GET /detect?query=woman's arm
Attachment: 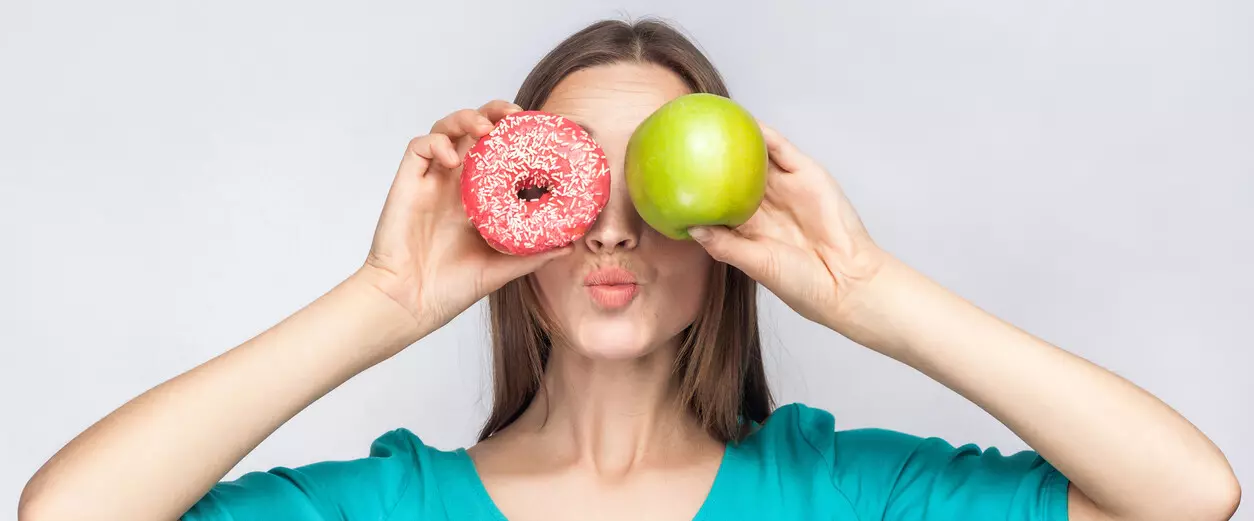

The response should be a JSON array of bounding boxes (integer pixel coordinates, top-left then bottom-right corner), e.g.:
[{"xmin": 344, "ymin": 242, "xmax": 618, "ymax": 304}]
[
  {"xmin": 18, "ymin": 273, "xmax": 423, "ymax": 521},
  {"xmin": 689, "ymin": 122, "xmax": 1240, "ymax": 521},
  {"xmin": 841, "ymin": 256, "xmax": 1241, "ymax": 521},
  {"xmin": 19, "ymin": 100, "xmax": 565, "ymax": 521}
]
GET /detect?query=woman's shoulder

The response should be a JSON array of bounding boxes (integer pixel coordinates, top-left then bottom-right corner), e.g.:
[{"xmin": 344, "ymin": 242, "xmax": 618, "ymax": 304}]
[
  {"xmin": 341, "ymin": 426, "xmax": 463, "ymax": 478},
  {"xmin": 183, "ymin": 428, "xmax": 472, "ymax": 520},
  {"xmin": 367, "ymin": 426, "xmax": 443, "ymax": 457},
  {"xmin": 745, "ymin": 401, "xmax": 1058, "ymax": 476},
  {"xmin": 732, "ymin": 402, "xmax": 929, "ymax": 483},
  {"xmin": 745, "ymin": 402, "xmax": 925, "ymax": 457},
  {"xmin": 726, "ymin": 402, "xmax": 1070, "ymax": 520}
]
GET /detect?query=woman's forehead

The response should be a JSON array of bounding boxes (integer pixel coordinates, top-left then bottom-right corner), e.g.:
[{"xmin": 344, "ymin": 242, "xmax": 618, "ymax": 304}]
[{"xmin": 540, "ymin": 63, "xmax": 690, "ymax": 140}]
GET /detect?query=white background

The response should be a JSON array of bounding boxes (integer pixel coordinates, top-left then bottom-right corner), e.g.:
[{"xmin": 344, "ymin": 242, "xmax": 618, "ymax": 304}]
[{"xmin": 2, "ymin": 0, "xmax": 1251, "ymax": 516}]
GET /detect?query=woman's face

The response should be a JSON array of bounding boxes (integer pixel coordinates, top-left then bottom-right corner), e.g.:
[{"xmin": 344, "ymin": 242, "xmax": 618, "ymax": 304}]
[{"xmin": 531, "ymin": 62, "xmax": 715, "ymax": 360}]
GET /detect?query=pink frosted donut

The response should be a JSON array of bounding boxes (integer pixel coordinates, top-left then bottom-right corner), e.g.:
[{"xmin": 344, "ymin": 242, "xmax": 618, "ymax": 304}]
[{"xmin": 460, "ymin": 111, "xmax": 611, "ymax": 255}]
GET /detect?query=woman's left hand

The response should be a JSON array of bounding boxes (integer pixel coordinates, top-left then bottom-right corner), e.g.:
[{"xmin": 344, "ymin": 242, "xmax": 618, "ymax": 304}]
[{"xmin": 688, "ymin": 123, "xmax": 888, "ymax": 333}]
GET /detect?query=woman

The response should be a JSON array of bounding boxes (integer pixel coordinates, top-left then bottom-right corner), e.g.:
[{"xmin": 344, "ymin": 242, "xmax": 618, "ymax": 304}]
[{"xmin": 19, "ymin": 18, "xmax": 1240, "ymax": 521}]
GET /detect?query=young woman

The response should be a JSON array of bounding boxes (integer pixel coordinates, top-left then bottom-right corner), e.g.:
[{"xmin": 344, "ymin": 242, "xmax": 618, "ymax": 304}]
[{"xmin": 20, "ymin": 18, "xmax": 1240, "ymax": 521}]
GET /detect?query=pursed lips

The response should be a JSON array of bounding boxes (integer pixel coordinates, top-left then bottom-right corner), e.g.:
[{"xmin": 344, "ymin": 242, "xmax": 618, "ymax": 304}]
[{"xmin": 583, "ymin": 266, "xmax": 639, "ymax": 309}]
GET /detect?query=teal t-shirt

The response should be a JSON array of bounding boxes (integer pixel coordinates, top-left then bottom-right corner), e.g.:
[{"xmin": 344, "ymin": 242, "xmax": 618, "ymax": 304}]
[{"xmin": 182, "ymin": 403, "xmax": 1070, "ymax": 520}]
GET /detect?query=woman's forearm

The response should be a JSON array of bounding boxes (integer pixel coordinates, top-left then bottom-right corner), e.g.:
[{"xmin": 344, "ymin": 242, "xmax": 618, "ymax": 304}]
[
  {"xmin": 19, "ymin": 271, "xmax": 424, "ymax": 521},
  {"xmin": 839, "ymin": 256, "xmax": 1240, "ymax": 521}
]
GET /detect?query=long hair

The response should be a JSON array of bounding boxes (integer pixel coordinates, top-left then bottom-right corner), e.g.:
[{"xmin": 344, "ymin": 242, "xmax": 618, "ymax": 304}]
[{"xmin": 479, "ymin": 18, "xmax": 773, "ymax": 443}]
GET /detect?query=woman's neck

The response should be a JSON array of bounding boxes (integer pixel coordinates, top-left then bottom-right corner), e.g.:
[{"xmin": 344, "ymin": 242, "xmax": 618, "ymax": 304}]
[{"xmin": 508, "ymin": 340, "xmax": 715, "ymax": 476}]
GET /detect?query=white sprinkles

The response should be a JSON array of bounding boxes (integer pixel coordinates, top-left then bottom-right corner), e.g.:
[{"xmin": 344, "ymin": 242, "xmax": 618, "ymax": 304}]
[{"xmin": 460, "ymin": 112, "xmax": 612, "ymax": 255}]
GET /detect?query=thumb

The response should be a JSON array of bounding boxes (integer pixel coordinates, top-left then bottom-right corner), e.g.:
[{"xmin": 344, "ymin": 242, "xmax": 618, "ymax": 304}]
[
  {"xmin": 688, "ymin": 226, "xmax": 776, "ymax": 282},
  {"xmin": 483, "ymin": 245, "xmax": 574, "ymax": 286}
]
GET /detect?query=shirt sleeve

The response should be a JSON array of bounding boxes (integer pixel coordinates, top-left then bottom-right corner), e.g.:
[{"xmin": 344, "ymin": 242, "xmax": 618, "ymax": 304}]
[
  {"xmin": 180, "ymin": 428, "xmax": 424, "ymax": 521},
  {"xmin": 791, "ymin": 404, "xmax": 1071, "ymax": 520}
]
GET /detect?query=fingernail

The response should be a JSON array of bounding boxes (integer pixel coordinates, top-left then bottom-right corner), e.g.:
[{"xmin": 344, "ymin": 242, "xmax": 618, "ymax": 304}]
[{"xmin": 688, "ymin": 227, "xmax": 710, "ymax": 242}]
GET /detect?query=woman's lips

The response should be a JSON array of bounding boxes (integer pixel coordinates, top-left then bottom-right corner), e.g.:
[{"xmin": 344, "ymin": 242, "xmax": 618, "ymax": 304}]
[
  {"xmin": 584, "ymin": 266, "xmax": 639, "ymax": 309},
  {"xmin": 586, "ymin": 284, "xmax": 638, "ymax": 309}
]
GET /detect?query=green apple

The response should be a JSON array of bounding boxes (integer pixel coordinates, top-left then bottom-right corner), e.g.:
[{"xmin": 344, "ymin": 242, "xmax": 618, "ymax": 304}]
[{"xmin": 625, "ymin": 93, "xmax": 768, "ymax": 240}]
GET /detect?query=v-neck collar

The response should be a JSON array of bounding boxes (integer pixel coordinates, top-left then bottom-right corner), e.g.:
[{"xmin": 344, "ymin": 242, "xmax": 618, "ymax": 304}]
[{"xmin": 438, "ymin": 442, "xmax": 740, "ymax": 521}]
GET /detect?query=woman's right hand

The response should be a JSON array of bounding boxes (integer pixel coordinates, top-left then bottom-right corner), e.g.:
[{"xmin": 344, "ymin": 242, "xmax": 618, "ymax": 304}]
[{"xmin": 352, "ymin": 100, "xmax": 571, "ymax": 343}]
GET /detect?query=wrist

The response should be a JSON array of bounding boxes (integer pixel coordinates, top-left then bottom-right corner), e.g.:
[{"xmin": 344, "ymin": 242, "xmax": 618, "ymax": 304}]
[
  {"xmin": 837, "ymin": 255, "xmax": 1002, "ymax": 366},
  {"xmin": 329, "ymin": 268, "xmax": 433, "ymax": 361},
  {"xmin": 826, "ymin": 255, "xmax": 937, "ymax": 358}
]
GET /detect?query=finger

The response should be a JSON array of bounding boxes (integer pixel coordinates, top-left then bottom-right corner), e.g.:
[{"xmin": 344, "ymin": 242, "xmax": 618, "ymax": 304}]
[
  {"xmin": 483, "ymin": 245, "xmax": 574, "ymax": 286},
  {"xmin": 432, "ymin": 109, "xmax": 494, "ymax": 139},
  {"xmin": 402, "ymin": 134, "xmax": 457, "ymax": 177},
  {"xmin": 479, "ymin": 99, "xmax": 524, "ymax": 123},
  {"xmin": 757, "ymin": 121, "xmax": 809, "ymax": 173},
  {"xmin": 429, "ymin": 133, "xmax": 461, "ymax": 169},
  {"xmin": 688, "ymin": 226, "xmax": 778, "ymax": 283}
]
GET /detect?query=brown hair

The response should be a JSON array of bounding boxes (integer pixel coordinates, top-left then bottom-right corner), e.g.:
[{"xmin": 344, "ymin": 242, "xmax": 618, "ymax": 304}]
[{"xmin": 478, "ymin": 18, "xmax": 773, "ymax": 444}]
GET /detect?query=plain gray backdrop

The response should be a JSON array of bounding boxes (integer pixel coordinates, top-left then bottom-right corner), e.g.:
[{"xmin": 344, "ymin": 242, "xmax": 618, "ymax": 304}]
[{"xmin": 2, "ymin": 0, "xmax": 1251, "ymax": 517}]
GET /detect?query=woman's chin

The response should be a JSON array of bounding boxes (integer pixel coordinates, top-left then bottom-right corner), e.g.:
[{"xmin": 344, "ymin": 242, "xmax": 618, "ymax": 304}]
[{"xmin": 569, "ymin": 321, "xmax": 656, "ymax": 361}]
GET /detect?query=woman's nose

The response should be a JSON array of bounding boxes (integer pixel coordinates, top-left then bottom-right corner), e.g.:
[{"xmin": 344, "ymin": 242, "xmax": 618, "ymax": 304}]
[{"xmin": 583, "ymin": 174, "xmax": 640, "ymax": 255}]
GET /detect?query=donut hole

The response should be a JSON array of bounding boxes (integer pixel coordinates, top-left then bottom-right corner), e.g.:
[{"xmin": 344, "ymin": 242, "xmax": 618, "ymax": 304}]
[
  {"xmin": 517, "ymin": 185, "xmax": 550, "ymax": 202},
  {"xmin": 515, "ymin": 172, "xmax": 552, "ymax": 202}
]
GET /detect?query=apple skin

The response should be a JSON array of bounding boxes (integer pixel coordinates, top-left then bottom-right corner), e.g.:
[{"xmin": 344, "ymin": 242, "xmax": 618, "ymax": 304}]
[{"xmin": 625, "ymin": 93, "xmax": 768, "ymax": 240}]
